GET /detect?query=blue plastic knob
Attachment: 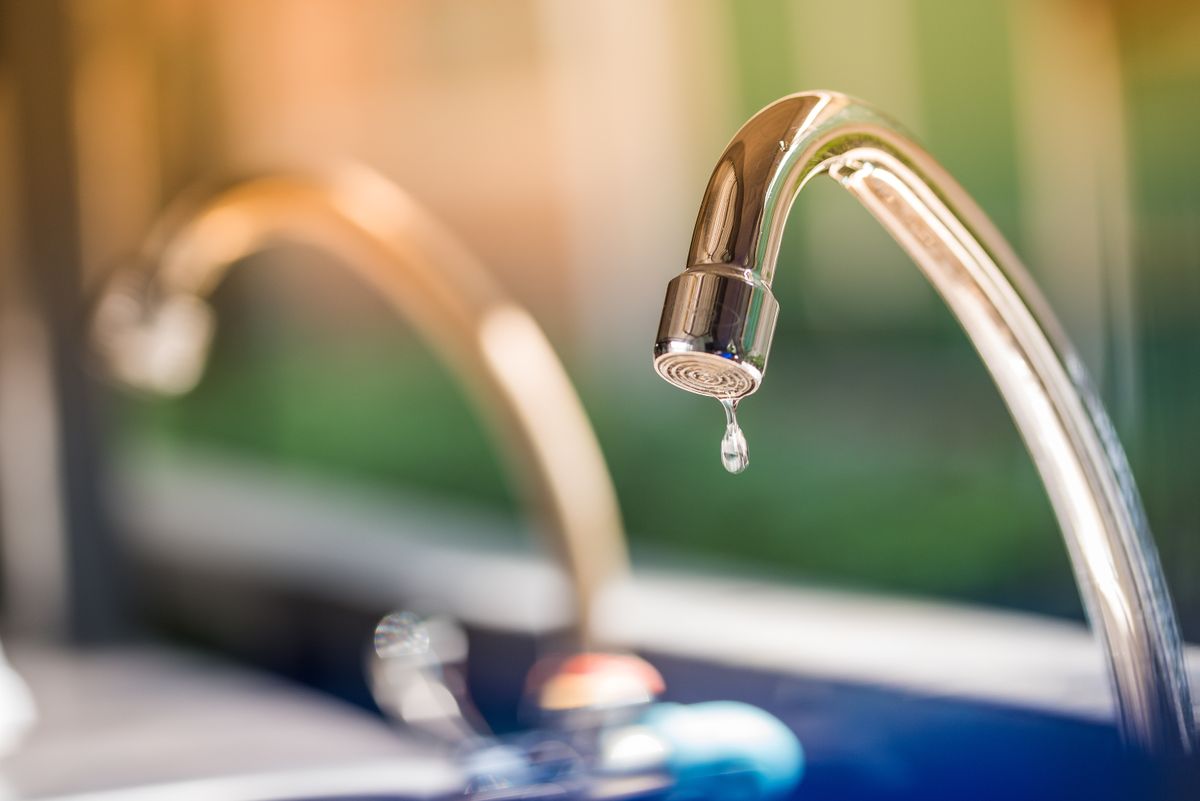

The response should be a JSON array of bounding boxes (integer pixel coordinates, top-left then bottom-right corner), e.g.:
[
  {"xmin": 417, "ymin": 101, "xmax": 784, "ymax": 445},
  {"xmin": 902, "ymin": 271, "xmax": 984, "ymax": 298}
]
[{"xmin": 641, "ymin": 701, "xmax": 803, "ymax": 800}]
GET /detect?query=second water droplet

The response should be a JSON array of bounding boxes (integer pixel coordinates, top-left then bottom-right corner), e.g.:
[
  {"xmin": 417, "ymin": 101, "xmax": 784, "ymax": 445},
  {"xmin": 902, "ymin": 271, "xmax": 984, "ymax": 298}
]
[{"xmin": 719, "ymin": 398, "xmax": 749, "ymax": 474}]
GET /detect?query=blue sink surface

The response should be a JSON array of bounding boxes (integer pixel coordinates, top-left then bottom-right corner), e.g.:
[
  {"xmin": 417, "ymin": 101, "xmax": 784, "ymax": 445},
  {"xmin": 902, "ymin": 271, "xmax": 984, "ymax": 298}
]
[{"xmin": 644, "ymin": 652, "xmax": 1177, "ymax": 801}]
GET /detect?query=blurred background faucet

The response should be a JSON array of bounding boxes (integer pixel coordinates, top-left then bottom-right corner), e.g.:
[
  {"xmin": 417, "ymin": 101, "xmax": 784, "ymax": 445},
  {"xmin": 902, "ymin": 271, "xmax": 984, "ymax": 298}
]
[
  {"xmin": 653, "ymin": 91, "xmax": 1195, "ymax": 755},
  {"xmin": 91, "ymin": 164, "xmax": 629, "ymax": 645}
]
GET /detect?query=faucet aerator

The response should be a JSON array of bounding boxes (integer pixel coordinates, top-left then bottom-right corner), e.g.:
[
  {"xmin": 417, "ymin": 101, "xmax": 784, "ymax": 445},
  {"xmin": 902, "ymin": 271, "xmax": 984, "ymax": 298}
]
[{"xmin": 653, "ymin": 267, "xmax": 778, "ymax": 400}]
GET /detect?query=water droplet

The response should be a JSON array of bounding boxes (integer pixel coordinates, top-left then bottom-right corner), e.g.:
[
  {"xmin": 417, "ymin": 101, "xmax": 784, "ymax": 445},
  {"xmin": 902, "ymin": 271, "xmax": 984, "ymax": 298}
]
[
  {"xmin": 374, "ymin": 611, "xmax": 430, "ymax": 659},
  {"xmin": 719, "ymin": 398, "xmax": 749, "ymax": 474}
]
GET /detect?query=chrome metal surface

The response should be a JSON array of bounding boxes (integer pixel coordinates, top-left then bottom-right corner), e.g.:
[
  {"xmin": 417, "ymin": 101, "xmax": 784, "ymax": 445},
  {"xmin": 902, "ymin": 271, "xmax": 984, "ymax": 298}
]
[
  {"xmin": 653, "ymin": 91, "xmax": 1194, "ymax": 754},
  {"xmin": 369, "ymin": 611, "xmax": 485, "ymax": 744},
  {"xmin": 92, "ymin": 165, "xmax": 629, "ymax": 645},
  {"xmin": 654, "ymin": 268, "xmax": 776, "ymax": 399}
]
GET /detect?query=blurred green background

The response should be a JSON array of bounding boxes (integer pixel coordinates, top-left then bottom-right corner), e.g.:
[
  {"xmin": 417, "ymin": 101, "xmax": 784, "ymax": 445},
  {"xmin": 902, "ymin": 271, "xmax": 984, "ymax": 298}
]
[{"xmin": 79, "ymin": 0, "xmax": 1198, "ymax": 636}]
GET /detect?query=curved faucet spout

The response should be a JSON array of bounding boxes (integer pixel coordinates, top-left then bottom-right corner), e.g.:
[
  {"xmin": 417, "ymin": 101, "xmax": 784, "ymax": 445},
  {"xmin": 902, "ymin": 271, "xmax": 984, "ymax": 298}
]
[
  {"xmin": 93, "ymin": 165, "xmax": 629, "ymax": 644},
  {"xmin": 654, "ymin": 91, "xmax": 1194, "ymax": 754}
]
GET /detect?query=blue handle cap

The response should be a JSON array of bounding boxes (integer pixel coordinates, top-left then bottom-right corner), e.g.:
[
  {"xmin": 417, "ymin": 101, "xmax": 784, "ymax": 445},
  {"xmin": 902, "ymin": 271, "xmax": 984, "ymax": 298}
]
[{"xmin": 642, "ymin": 701, "xmax": 804, "ymax": 799}]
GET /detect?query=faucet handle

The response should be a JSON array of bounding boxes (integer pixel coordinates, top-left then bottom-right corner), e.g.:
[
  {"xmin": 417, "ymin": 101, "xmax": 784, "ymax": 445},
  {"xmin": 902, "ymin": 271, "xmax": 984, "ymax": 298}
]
[
  {"xmin": 526, "ymin": 652, "xmax": 665, "ymax": 730},
  {"xmin": 368, "ymin": 610, "xmax": 485, "ymax": 744}
]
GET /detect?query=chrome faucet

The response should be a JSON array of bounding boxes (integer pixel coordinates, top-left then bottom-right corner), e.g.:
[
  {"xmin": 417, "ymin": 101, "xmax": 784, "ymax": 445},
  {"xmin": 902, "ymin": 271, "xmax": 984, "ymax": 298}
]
[
  {"xmin": 91, "ymin": 165, "xmax": 629, "ymax": 644},
  {"xmin": 652, "ymin": 91, "xmax": 1194, "ymax": 755}
]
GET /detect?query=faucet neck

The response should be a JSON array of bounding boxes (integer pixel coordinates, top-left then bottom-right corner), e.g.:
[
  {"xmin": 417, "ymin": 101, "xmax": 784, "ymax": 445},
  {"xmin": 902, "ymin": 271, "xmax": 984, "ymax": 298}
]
[{"xmin": 688, "ymin": 92, "xmax": 899, "ymax": 282}]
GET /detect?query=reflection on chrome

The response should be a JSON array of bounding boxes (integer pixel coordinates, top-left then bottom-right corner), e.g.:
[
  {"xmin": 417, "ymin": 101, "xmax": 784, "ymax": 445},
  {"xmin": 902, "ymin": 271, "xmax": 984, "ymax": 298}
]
[
  {"xmin": 653, "ymin": 91, "xmax": 1194, "ymax": 754},
  {"xmin": 90, "ymin": 165, "xmax": 629, "ymax": 644}
]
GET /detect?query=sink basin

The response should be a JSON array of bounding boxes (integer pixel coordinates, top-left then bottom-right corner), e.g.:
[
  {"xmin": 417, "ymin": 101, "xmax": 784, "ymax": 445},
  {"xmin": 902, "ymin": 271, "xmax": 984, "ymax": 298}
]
[
  {"xmin": 0, "ymin": 645, "xmax": 460, "ymax": 801},
  {"xmin": 30, "ymin": 762, "xmax": 461, "ymax": 801},
  {"xmin": 649, "ymin": 653, "xmax": 1149, "ymax": 801}
]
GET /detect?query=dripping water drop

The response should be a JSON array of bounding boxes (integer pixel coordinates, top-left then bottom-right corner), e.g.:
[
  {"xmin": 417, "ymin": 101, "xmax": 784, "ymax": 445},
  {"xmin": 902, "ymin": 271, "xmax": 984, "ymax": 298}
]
[{"xmin": 719, "ymin": 398, "xmax": 749, "ymax": 474}]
